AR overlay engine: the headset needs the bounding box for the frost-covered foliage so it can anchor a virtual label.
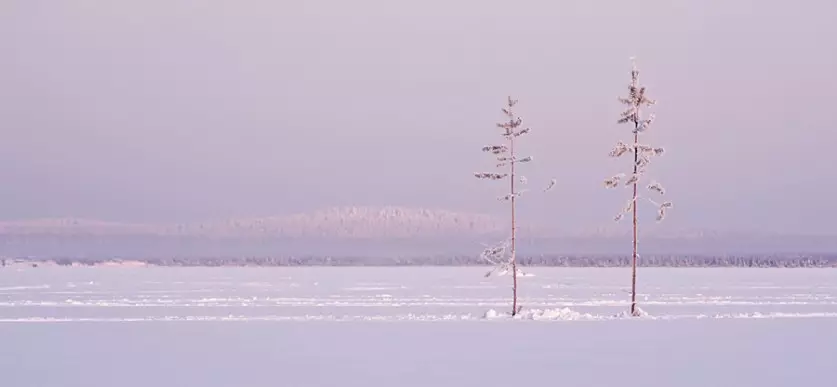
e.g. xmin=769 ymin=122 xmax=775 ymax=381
xmin=478 ymin=238 xmax=534 ymax=278
xmin=606 ymin=59 xmax=671 ymax=222
xmin=605 ymin=58 xmax=672 ymax=317
xmin=474 ymin=97 xmax=554 ymax=316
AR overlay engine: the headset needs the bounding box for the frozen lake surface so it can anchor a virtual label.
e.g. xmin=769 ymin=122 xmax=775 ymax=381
xmin=1 ymin=267 xmax=836 ymax=386
xmin=2 ymin=266 xmax=837 ymax=321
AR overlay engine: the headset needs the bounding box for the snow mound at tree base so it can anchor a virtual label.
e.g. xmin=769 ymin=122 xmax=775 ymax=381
xmin=613 ymin=306 xmax=652 ymax=319
xmin=482 ymin=307 xmax=595 ymax=321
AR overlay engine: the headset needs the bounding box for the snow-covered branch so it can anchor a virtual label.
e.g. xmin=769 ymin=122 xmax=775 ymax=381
xmin=474 ymin=172 xmax=508 ymax=180
xmin=609 ymin=141 xmax=632 ymax=157
xmin=482 ymin=145 xmax=508 ymax=154
xmin=647 ymin=181 xmax=665 ymax=195
xmin=604 ymin=173 xmax=626 ymax=188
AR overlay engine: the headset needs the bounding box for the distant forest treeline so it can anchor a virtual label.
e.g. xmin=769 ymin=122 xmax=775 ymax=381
xmin=12 ymin=254 xmax=837 ymax=268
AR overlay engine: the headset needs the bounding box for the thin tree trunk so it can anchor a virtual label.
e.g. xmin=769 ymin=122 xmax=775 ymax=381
xmin=510 ymin=135 xmax=518 ymax=316
xmin=631 ymin=125 xmax=639 ymax=316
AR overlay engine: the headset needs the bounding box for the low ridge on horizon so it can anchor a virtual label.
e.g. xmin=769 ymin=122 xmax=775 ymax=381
xmin=0 ymin=206 xmax=509 ymax=238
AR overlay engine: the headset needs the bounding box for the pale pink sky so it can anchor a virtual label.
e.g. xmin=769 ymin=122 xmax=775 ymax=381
xmin=0 ymin=0 xmax=835 ymax=235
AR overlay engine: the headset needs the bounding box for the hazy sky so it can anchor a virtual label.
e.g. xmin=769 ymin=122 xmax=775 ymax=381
xmin=1 ymin=0 xmax=835 ymax=234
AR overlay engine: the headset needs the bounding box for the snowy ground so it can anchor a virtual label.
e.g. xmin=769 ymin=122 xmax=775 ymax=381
xmin=1 ymin=267 xmax=836 ymax=386
xmin=2 ymin=266 xmax=836 ymax=321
